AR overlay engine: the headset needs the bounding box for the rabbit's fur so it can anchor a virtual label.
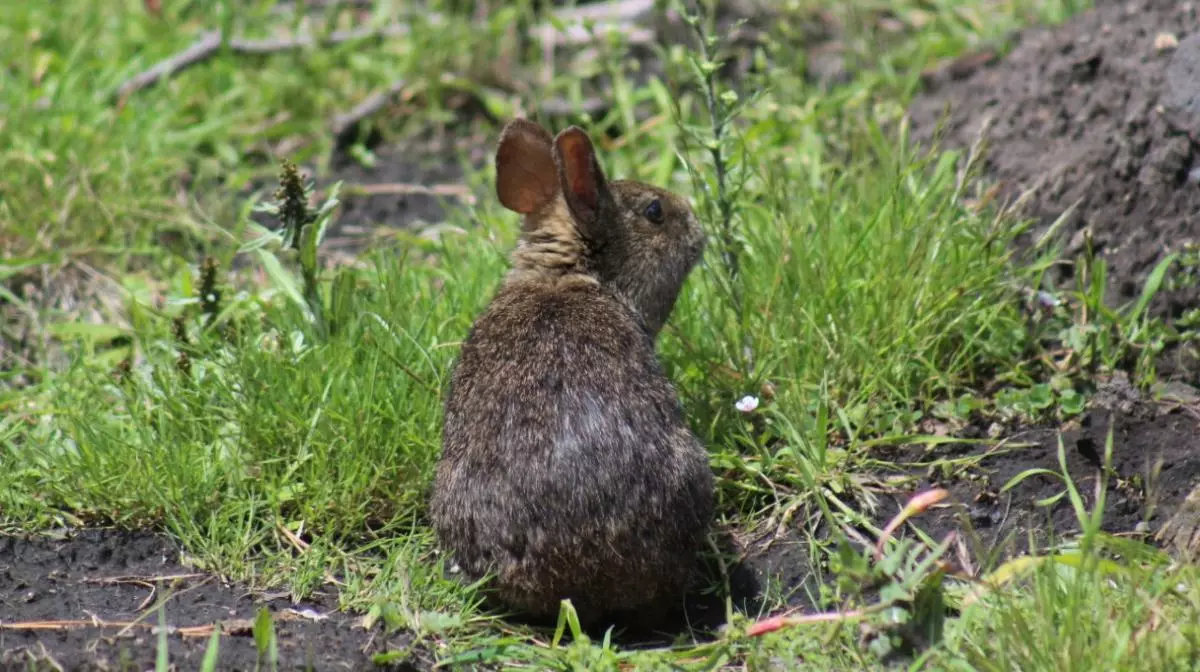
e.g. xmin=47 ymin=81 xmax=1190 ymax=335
xmin=430 ymin=119 xmax=714 ymax=627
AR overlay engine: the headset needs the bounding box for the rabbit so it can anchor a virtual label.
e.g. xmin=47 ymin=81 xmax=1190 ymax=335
xmin=429 ymin=117 xmax=714 ymax=629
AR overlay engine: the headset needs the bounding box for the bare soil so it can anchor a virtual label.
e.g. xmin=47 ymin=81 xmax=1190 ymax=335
xmin=883 ymin=374 xmax=1200 ymax=559
xmin=895 ymin=0 xmax=1200 ymax=578
xmin=0 ymin=530 xmax=424 ymax=671
xmin=908 ymin=0 xmax=1200 ymax=320
xmin=0 ymin=526 xmax=816 ymax=668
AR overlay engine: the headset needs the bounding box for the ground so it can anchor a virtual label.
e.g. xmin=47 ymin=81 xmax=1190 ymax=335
xmin=1 ymin=531 xmax=423 ymax=671
xmin=907 ymin=0 xmax=1200 ymax=320
xmin=3 ymin=0 xmax=1200 ymax=670
xmin=894 ymin=373 xmax=1200 ymax=556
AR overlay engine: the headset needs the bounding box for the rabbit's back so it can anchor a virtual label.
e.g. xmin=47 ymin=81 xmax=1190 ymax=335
xmin=432 ymin=277 xmax=713 ymax=620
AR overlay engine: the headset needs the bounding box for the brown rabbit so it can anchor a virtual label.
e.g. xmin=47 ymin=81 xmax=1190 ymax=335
xmin=429 ymin=118 xmax=714 ymax=628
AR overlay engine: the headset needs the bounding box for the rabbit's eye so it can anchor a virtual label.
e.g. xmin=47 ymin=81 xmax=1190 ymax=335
xmin=643 ymin=199 xmax=665 ymax=224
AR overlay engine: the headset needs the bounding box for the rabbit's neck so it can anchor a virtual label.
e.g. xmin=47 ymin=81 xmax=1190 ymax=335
xmin=511 ymin=231 xmax=588 ymax=275
xmin=508 ymin=200 xmax=595 ymax=281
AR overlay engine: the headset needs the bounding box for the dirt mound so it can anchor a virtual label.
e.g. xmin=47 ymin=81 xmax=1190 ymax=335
xmin=908 ymin=0 xmax=1200 ymax=316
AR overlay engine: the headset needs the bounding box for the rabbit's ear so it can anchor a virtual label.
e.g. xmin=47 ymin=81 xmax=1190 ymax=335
xmin=496 ymin=118 xmax=558 ymax=215
xmin=554 ymin=127 xmax=611 ymax=237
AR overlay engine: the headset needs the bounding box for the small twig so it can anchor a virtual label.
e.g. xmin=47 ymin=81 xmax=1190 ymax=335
xmin=330 ymin=79 xmax=410 ymax=141
xmin=116 ymin=1 xmax=658 ymax=104
xmin=115 ymin=30 xmax=222 ymax=102
xmin=79 ymin=573 xmax=206 ymax=585
xmin=918 ymin=47 xmax=1000 ymax=88
xmin=687 ymin=6 xmax=738 ymax=282
xmin=269 ymin=0 xmax=376 ymax=15
xmin=114 ymin=23 xmax=413 ymax=101
xmin=760 ymin=497 xmax=805 ymax=553
xmin=277 ymin=520 xmax=311 ymax=554
xmin=112 ymin=576 xmax=215 ymax=639
xmin=0 ymin=619 xmax=217 ymax=638
xmin=234 ymin=23 xmax=412 ymax=54
xmin=340 ymin=182 xmax=476 ymax=203
xmin=539 ymin=96 xmax=609 ymax=118
xmin=533 ymin=0 xmax=657 ymax=47
xmin=553 ymin=0 xmax=656 ymax=23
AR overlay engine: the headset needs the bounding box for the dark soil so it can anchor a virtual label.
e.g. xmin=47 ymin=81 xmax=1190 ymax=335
xmin=907 ymin=0 xmax=1200 ymax=319
xmin=0 ymin=530 xmax=424 ymax=672
xmin=0 ymin=526 xmax=821 ymax=668
xmin=243 ymin=121 xmax=492 ymax=263
xmin=320 ymin=127 xmax=489 ymax=248
xmin=899 ymin=0 xmax=1200 ymax=573
xmin=881 ymin=373 xmax=1200 ymax=565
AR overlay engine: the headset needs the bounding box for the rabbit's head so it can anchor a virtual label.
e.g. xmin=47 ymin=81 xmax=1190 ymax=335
xmin=495 ymin=118 xmax=705 ymax=336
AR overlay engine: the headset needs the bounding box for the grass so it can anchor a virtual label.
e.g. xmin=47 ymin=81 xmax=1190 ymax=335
xmin=2 ymin=0 xmax=1199 ymax=669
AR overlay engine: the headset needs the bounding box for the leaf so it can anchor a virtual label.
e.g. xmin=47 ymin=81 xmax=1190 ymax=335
xmin=372 ymin=650 xmax=411 ymax=664
xmin=1058 ymin=435 xmax=1090 ymax=528
xmin=1059 ymin=389 xmax=1086 ymax=416
xmin=416 ymin=610 xmax=462 ymax=634
xmin=254 ymin=248 xmax=311 ymax=322
xmin=45 ymin=322 xmax=128 ymax=344
xmin=200 ymin=625 xmax=221 ymax=672
xmin=1034 ymin=491 xmax=1068 ymax=507
xmin=551 ymin=599 xmax=585 ymax=648
xmin=361 ymin=603 xmax=382 ymax=631
xmin=238 ymin=224 xmax=284 ymax=254
xmin=1000 ymin=468 xmax=1061 ymax=493
xmin=1028 ymin=383 xmax=1054 ymax=410
xmin=156 ymin=599 xmax=169 ymax=672
xmin=1125 ymin=252 xmax=1177 ymax=324
xmin=252 ymin=606 xmax=272 ymax=657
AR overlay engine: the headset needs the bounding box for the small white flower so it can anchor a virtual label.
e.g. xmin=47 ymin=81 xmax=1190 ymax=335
xmin=735 ymin=395 xmax=760 ymax=414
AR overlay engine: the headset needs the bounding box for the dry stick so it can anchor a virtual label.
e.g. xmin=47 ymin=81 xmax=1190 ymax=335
xmin=114 ymin=23 xmax=412 ymax=100
xmin=80 ymin=574 xmax=207 ymax=613
xmin=115 ymin=30 xmax=222 ymax=101
xmin=79 ymin=573 xmax=206 ymax=585
xmin=330 ymin=78 xmax=409 ymax=140
xmin=269 ymin=0 xmax=376 ymax=14
xmin=539 ymin=96 xmax=608 ymax=117
xmin=341 ymin=182 xmax=476 ymax=202
xmin=1 ymin=619 xmax=219 ymax=638
xmin=115 ymin=0 xmax=655 ymax=102
xmin=329 ymin=77 xmax=606 ymax=146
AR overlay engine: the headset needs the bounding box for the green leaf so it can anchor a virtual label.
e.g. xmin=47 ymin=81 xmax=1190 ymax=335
xmin=238 ymin=223 xmax=284 ymax=254
xmin=156 ymin=598 xmax=169 ymax=672
xmin=252 ymin=606 xmax=272 ymax=657
xmin=417 ymin=610 xmax=462 ymax=634
xmin=1034 ymin=491 xmax=1068 ymax=507
xmin=45 ymin=322 xmax=127 ymax=344
xmin=1000 ymin=467 xmax=1062 ymax=493
xmin=200 ymin=625 xmax=221 ymax=672
xmin=1126 ymin=252 xmax=1176 ymax=324
xmin=1059 ymin=389 xmax=1086 ymax=416
xmin=254 ymin=248 xmax=311 ymax=322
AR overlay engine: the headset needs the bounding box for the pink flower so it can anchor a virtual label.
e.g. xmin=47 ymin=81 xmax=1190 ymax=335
xmin=735 ymin=395 xmax=759 ymax=413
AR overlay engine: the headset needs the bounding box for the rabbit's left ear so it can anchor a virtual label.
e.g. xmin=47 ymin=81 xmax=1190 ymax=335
xmin=496 ymin=118 xmax=559 ymax=216
xmin=553 ymin=126 xmax=612 ymax=240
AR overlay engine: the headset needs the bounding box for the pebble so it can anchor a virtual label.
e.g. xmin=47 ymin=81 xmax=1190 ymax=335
xmin=1163 ymin=33 xmax=1200 ymax=134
